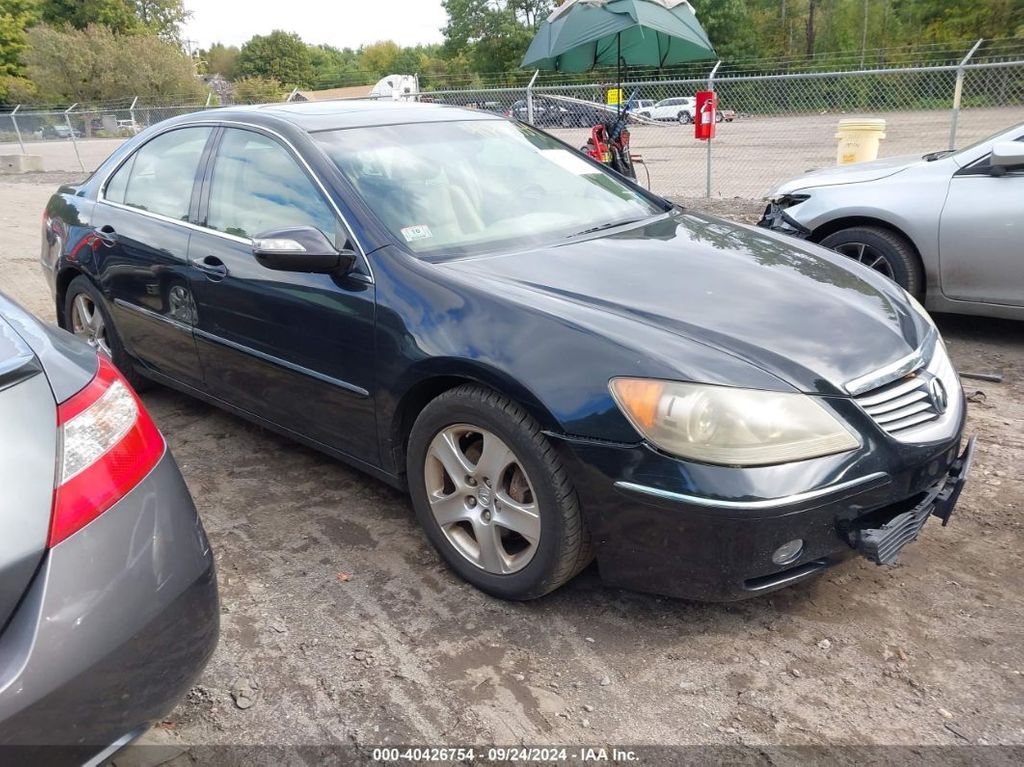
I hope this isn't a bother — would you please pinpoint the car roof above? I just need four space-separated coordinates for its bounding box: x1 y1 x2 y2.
194 99 501 133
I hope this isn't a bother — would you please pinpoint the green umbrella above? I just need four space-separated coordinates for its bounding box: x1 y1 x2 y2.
522 0 716 73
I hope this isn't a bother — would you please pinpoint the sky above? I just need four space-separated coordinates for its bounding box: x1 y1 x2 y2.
181 0 448 51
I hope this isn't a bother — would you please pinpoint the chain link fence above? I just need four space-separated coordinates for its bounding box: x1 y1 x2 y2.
2 56 1022 202
422 58 1024 200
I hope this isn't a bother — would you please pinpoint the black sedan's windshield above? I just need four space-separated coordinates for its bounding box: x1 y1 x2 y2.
315 119 666 256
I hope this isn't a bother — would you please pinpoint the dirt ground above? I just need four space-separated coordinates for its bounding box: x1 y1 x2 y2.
2 173 1023 762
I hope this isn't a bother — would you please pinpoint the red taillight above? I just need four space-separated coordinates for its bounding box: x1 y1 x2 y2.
49 356 164 547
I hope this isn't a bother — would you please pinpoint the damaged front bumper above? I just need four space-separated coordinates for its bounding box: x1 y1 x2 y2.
555 423 972 601
850 436 976 565
758 198 812 239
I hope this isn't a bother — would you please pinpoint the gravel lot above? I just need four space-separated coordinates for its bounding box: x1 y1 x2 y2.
2 172 1023 762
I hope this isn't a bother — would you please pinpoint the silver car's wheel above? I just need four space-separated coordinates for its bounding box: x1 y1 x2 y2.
832 242 896 280
70 293 112 358
819 226 924 297
424 424 540 575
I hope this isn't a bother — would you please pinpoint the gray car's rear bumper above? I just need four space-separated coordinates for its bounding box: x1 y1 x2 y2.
0 450 218 760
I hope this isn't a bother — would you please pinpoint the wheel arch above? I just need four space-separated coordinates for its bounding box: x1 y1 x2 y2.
809 215 928 298
810 215 919 252
386 362 563 478
55 265 87 330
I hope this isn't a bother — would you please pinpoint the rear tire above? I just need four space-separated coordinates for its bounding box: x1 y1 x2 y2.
678 111 693 124
64 275 150 391
819 226 924 298
407 385 592 600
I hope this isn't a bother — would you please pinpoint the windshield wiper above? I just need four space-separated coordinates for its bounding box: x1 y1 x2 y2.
923 149 956 161
566 218 648 239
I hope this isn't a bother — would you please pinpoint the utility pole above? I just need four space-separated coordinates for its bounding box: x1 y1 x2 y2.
780 1 787 54
806 0 818 57
861 0 869 67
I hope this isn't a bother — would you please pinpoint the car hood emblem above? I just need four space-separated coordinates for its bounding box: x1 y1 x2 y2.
929 378 948 414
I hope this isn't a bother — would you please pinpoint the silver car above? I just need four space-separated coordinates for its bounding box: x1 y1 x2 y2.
760 122 1024 321
0 292 218 760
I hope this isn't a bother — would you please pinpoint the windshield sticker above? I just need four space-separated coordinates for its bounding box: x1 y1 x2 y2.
539 149 600 176
401 225 433 242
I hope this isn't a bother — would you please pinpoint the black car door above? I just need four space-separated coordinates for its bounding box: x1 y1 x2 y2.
95 126 213 388
186 126 378 464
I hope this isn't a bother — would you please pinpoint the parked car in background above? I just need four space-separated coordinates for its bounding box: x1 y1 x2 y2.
42 101 972 603
509 97 609 127
0 292 217 759
117 119 141 135
637 96 696 122
760 122 1024 320
472 101 506 115
38 124 82 140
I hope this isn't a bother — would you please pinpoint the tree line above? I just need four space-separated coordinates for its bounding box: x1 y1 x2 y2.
2 0 1021 106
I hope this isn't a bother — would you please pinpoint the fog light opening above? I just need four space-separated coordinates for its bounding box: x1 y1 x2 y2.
772 539 804 566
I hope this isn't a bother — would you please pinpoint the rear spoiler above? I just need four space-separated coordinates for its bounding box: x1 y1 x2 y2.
0 293 98 402
0 318 42 394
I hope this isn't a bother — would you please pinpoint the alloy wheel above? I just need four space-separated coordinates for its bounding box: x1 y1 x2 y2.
424 424 540 575
833 242 896 280
70 293 112 358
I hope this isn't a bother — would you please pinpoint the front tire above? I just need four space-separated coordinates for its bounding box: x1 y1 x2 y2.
819 226 924 298
64 275 149 390
407 385 592 600
678 111 693 124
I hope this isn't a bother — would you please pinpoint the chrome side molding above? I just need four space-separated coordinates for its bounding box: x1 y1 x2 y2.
614 471 889 511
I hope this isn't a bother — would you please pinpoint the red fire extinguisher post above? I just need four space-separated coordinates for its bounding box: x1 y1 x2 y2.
698 61 721 198
695 90 717 141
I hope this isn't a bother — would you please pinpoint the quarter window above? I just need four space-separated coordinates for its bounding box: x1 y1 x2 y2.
206 129 336 240
105 127 212 220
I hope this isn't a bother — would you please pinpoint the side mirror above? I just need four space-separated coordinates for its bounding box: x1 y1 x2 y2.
252 226 357 275
990 141 1024 175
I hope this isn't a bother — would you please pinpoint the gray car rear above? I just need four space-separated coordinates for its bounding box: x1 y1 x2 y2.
0 294 217 760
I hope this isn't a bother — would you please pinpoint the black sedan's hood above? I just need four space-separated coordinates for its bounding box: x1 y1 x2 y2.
445 211 926 395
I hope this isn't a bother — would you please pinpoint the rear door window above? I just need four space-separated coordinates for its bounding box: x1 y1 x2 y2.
105 127 212 220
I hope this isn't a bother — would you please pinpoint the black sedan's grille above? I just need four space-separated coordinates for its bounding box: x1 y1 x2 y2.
855 373 941 436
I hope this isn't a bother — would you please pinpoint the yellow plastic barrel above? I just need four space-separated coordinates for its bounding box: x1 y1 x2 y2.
835 118 887 165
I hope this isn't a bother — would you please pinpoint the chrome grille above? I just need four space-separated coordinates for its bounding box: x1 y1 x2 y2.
855 372 942 435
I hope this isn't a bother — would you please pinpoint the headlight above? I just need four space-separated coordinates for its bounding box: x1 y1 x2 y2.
609 378 860 466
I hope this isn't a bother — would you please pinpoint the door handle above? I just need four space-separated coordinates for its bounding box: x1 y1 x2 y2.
94 225 118 247
195 255 228 281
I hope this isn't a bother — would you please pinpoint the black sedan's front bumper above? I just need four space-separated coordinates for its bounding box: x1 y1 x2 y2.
555 431 973 602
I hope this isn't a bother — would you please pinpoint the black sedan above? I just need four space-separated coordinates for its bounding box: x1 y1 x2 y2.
41 101 972 602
